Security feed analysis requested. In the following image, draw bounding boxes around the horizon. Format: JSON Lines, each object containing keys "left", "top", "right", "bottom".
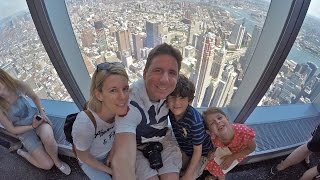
{"left": 0, "top": 0, "right": 319, "bottom": 21}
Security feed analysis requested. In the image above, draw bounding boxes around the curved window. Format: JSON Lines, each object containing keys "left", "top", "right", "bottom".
{"left": 260, "top": 0, "right": 320, "bottom": 106}
{"left": 65, "top": 0, "right": 270, "bottom": 107}
{"left": 0, "top": 0, "right": 72, "bottom": 102}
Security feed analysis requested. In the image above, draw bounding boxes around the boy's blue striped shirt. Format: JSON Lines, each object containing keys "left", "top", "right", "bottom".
{"left": 169, "top": 105, "right": 213, "bottom": 157}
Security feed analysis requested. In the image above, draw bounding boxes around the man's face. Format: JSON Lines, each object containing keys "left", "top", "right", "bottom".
{"left": 143, "top": 54, "right": 179, "bottom": 102}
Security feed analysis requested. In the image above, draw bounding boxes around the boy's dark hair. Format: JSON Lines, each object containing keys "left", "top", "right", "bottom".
{"left": 145, "top": 43, "right": 182, "bottom": 71}
{"left": 169, "top": 74, "right": 195, "bottom": 101}
{"left": 202, "top": 107, "right": 227, "bottom": 130}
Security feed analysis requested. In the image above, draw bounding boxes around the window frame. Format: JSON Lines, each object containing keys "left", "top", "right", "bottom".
{"left": 227, "top": 0, "right": 311, "bottom": 123}
{"left": 26, "top": 0, "right": 91, "bottom": 109}
{"left": 27, "top": 0, "right": 312, "bottom": 120}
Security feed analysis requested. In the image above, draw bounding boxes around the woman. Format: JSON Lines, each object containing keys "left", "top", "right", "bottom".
{"left": 0, "top": 69, "right": 71, "bottom": 175}
{"left": 72, "top": 62, "right": 129, "bottom": 179}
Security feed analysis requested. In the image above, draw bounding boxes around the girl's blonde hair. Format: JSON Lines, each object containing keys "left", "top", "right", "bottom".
{"left": 0, "top": 69, "right": 20, "bottom": 114}
{"left": 202, "top": 107, "right": 227, "bottom": 130}
{"left": 87, "top": 62, "right": 128, "bottom": 113}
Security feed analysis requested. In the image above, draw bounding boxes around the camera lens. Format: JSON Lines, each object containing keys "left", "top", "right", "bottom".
{"left": 148, "top": 151, "right": 163, "bottom": 169}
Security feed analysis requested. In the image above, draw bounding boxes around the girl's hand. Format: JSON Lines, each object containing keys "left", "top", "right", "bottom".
{"left": 32, "top": 116, "right": 44, "bottom": 129}
{"left": 40, "top": 112, "right": 53, "bottom": 127}
{"left": 220, "top": 154, "right": 235, "bottom": 170}
{"left": 208, "top": 149, "right": 216, "bottom": 160}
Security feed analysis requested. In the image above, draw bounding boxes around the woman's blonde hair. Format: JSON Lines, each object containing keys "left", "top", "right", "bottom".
{"left": 87, "top": 62, "right": 128, "bottom": 113}
{"left": 0, "top": 69, "right": 20, "bottom": 113}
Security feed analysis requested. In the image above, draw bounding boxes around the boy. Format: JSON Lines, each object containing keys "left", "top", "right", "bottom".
{"left": 167, "top": 74, "right": 213, "bottom": 179}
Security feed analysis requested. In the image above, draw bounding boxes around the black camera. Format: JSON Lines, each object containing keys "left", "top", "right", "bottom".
{"left": 141, "top": 142, "right": 163, "bottom": 169}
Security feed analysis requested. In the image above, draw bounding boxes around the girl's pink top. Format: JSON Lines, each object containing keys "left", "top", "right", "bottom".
{"left": 205, "top": 124, "right": 256, "bottom": 176}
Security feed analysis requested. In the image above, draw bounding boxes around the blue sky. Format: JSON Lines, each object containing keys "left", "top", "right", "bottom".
{"left": 0, "top": 0, "right": 319, "bottom": 19}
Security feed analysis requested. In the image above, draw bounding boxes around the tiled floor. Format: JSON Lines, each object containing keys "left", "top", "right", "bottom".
{"left": 225, "top": 153, "right": 320, "bottom": 180}
{"left": 0, "top": 145, "right": 88, "bottom": 180}
{"left": 1, "top": 141, "right": 319, "bottom": 180}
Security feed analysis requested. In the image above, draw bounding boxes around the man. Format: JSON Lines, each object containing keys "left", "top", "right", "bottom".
{"left": 112, "top": 43, "right": 183, "bottom": 180}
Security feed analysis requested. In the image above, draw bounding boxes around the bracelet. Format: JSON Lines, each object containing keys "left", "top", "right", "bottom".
{"left": 31, "top": 124, "right": 36, "bottom": 129}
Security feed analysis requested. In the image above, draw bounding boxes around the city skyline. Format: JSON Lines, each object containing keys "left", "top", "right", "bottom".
{"left": 1, "top": 0, "right": 320, "bottom": 107}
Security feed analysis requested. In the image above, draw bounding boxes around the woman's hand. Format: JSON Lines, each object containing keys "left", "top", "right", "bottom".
{"left": 106, "top": 148, "right": 114, "bottom": 167}
{"left": 220, "top": 154, "right": 235, "bottom": 170}
{"left": 32, "top": 115, "right": 44, "bottom": 129}
{"left": 40, "top": 112, "right": 53, "bottom": 127}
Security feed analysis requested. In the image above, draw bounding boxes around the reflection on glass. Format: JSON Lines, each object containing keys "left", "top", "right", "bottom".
{"left": 260, "top": 0, "right": 320, "bottom": 106}
{"left": 0, "top": 1, "right": 72, "bottom": 101}
{"left": 66, "top": 0, "right": 270, "bottom": 107}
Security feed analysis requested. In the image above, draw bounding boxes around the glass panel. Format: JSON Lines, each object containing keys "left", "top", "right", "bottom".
{"left": 0, "top": 0, "right": 72, "bottom": 101}
{"left": 260, "top": 0, "right": 320, "bottom": 106}
{"left": 65, "top": 0, "right": 270, "bottom": 107}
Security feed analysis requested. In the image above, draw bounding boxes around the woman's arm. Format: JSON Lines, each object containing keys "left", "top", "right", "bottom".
{"left": 19, "top": 81, "right": 52, "bottom": 126}
{"left": 19, "top": 81, "right": 44, "bottom": 114}
{"left": 0, "top": 111, "right": 43, "bottom": 135}
{"left": 75, "top": 148, "right": 112, "bottom": 175}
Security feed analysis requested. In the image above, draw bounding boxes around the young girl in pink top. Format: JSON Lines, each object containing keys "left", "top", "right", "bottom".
{"left": 203, "top": 107, "right": 256, "bottom": 180}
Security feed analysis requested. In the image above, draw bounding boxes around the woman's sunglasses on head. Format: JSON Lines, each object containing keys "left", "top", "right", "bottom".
{"left": 96, "top": 62, "right": 125, "bottom": 72}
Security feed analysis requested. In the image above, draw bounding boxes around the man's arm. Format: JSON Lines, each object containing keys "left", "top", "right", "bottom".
{"left": 112, "top": 132, "right": 136, "bottom": 180}
{"left": 182, "top": 144, "right": 202, "bottom": 180}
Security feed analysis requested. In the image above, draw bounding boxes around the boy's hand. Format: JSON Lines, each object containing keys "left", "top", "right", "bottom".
{"left": 220, "top": 154, "right": 235, "bottom": 170}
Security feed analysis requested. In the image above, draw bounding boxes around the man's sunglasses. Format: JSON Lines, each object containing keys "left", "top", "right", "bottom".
{"left": 96, "top": 62, "right": 125, "bottom": 72}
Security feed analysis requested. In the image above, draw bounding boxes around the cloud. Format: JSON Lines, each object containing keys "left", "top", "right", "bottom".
{"left": 308, "top": 0, "right": 320, "bottom": 18}
{"left": 0, "top": 0, "right": 28, "bottom": 19}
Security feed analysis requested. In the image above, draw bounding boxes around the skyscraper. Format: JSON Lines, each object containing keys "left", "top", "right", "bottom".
{"left": 81, "top": 29, "right": 94, "bottom": 47}
{"left": 240, "top": 25, "right": 262, "bottom": 75}
{"left": 241, "top": 31, "right": 251, "bottom": 47}
{"left": 187, "top": 21, "right": 202, "bottom": 44}
{"left": 211, "top": 42, "right": 227, "bottom": 80}
{"left": 192, "top": 33, "right": 200, "bottom": 47}
{"left": 228, "top": 22, "right": 245, "bottom": 50}
{"left": 294, "top": 63, "right": 312, "bottom": 84}
{"left": 201, "top": 80, "right": 215, "bottom": 107}
{"left": 116, "top": 29, "right": 131, "bottom": 52}
{"left": 94, "top": 20, "right": 106, "bottom": 51}
{"left": 306, "top": 62, "right": 318, "bottom": 83}
{"left": 192, "top": 32, "right": 215, "bottom": 107}
{"left": 184, "top": 45, "right": 195, "bottom": 58}
{"left": 145, "top": 21, "right": 162, "bottom": 48}
{"left": 210, "top": 64, "right": 237, "bottom": 107}
{"left": 309, "top": 76, "right": 320, "bottom": 101}
{"left": 132, "top": 33, "right": 144, "bottom": 60}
